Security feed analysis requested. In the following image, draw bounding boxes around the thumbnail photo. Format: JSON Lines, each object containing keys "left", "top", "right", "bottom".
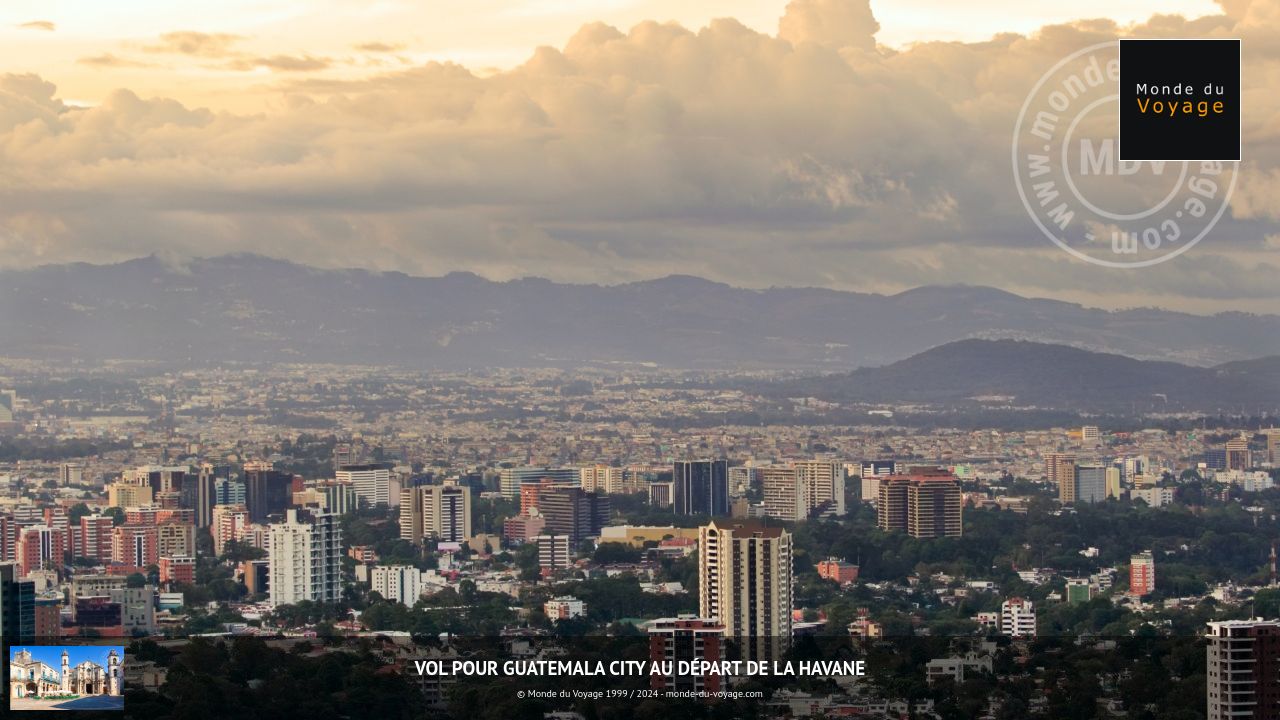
{"left": 8, "top": 646, "right": 124, "bottom": 712}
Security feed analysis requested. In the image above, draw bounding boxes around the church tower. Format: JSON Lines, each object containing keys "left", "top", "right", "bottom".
{"left": 108, "top": 649, "right": 121, "bottom": 696}
{"left": 60, "top": 649, "right": 69, "bottom": 694}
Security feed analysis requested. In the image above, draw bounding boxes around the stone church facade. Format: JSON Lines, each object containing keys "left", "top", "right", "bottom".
{"left": 9, "top": 648, "right": 122, "bottom": 699}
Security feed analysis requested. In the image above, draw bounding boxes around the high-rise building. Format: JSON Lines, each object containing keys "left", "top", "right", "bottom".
{"left": 268, "top": 509, "right": 343, "bottom": 606}
{"left": 156, "top": 522, "right": 195, "bottom": 559}
{"left": 294, "top": 480, "right": 356, "bottom": 516}
{"left": 244, "top": 461, "right": 295, "bottom": 522}
{"left": 1226, "top": 436, "right": 1251, "bottom": 472}
{"left": 17, "top": 525, "right": 65, "bottom": 576}
{"left": 78, "top": 515, "right": 115, "bottom": 564}
{"left": 1130, "top": 551, "right": 1155, "bottom": 597}
{"left": 1074, "top": 464, "right": 1108, "bottom": 504}
{"left": 647, "top": 616, "right": 725, "bottom": 694}
{"left": 111, "top": 524, "right": 159, "bottom": 569}
{"left": 1266, "top": 430, "right": 1280, "bottom": 465}
{"left": 400, "top": 481, "right": 473, "bottom": 544}
{"left": 1045, "top": 453, "right": 1078, "bottom": 503}
{"left": 876, "top": 470, "right": 963, "bottom": 538}
{"left": 674, "top": 460, "right": 729, "bottom": 516}
{"left": 579, "top": 465, "right": 624, "bottom": 494}
{"left": 59, "top": 463, "right": 84, "bottom": 487}
{"left": 211, "top": 504, "right": 251, "bottom": 556}
{"left": 540, "top": 487, "right": 610, "bottom": 544}
{"left": 499, "top": 467, "right": 580, "bottom": 500}
{"left": 1206, "top": 620, "right": 1280, "bottom": 720}
{"left": 1000, "top": 597, "right": 1036, "bottom": 637}
{"left": 760, "top": 462, "right": 847, "bottom": 520}
{"left": 698, "top": 520, "right": 793, "bottom": 662}
{"left": 0, "top": 562, "right": 36, "bottom": 641}
{"left": 338, "top": 463, "right": 395, "bottom": 508}
{"left": 371, "top": 565, "right": 424, "bottom": 606}
{"left": 760, "top": 466, "right": 809, "bottom": 521}
{"left": 107, "top": 482, "right": 153, "bottom": 508}
{"left": 195, "top": 463, "right": 233, "bottom": 529}
{"left": 536, "top": 534, "right": 572, "bottom": 576}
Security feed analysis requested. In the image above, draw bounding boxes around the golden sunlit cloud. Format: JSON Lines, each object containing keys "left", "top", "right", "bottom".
{"left": 17, "top": 20, "right": 55, "bottom": 31}
{"left": 143, "top": 31, "right": 244, "bottom": 58}
{"left": 0, "top": 0, "right": 1276, "bottom": 313}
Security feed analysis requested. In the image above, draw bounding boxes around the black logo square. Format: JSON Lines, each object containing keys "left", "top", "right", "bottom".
{"left": 1119, "top": 39, "right": 1240, "bottom": 161}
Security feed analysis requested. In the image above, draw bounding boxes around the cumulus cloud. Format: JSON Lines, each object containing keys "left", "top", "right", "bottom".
{"left": 1, "top": 0, "right": 1280, "bottom": 312}
{"left": 144, "top": 31, "right": 243, "bottom": 57}
{"left": 778, "top": 0, "right": 880, "bottom": 50}
{"left": 18, "top": 21, "right": 55, "bottom": 32}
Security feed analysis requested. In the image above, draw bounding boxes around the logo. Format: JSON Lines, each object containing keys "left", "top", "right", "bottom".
{"left": 1012, "top": 41, "right": 1237, "bottom": 268}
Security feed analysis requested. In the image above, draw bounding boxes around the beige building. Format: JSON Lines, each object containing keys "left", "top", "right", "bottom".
{"left": 107, "top": 482, "right": 153, "bottom": 508}
{"left": 399, "top": 481, "right": 472, "bottom": 544}
{"left": 698, "top": 520, "right": 793, "bottom": 662}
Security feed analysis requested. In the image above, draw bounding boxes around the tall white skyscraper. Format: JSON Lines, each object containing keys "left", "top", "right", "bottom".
{"left": 698, "top": 520, "right": 793, "bottom": 661}
{"left": 268, "top": 509, "right": 343, "bottom": 606}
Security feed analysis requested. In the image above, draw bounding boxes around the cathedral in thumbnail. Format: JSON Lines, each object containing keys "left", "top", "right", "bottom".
{"left": 8, "top": 648, "right": 121, "bottom": 699}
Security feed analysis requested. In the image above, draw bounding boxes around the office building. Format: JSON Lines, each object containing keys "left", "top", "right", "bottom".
{"left": 674, "top": 460, "right": 729, "bottom": 516}
{"left": 371, "top": 565, "right": 424, "bottom": 606}
{"left": 499, "top": 467, "right": 580, "bottom": 500}
{"left": 876, "top": 470, "right": 963, "bottom": 539}
{"left": 337, "top": 463, "right": 395, "bottom": 508}
{"left": 17, "top": 525, "right": 64, "bottom": 576}
{"left": 156, "top": 522, "right": 195, "bottom": 559}
{"left": 539, "top": 487, "right": 610, "bottom": 544}
{"left": 107, "top": 482, "right": 153, "bottom": 509}
{"left": 1206, "top": 620, "right": 1280, "bottom": 720}
{"left": 648, "top": 616, "right": 725, "bottom": 694}
{"left": 536, "top": 534, "right": 572, "bottom": 576}
{"left": 1226, "top": 437, "right": 1251, "bottom": 472}
{"left": 0, "top": 562, "right": 36, "bottom": 640}
{"left": 211, "top": 504, "right": 251, "bottom": 556}
{"left": 1130, "top": 551, "right": 1155, "bottom": 597}
{"left": 268, "top": 509, "right": 343, "bottom": 606}
{"left": 1045, "top": 453, "right": 1077, "bottom": 503}
{"left": 648, "top": 481, "right": 674, "bottom": 508}
{"left": 111, "top": 524, "right": 158, "bottom": 569}
{"left": 1074, "top": 464, "right": 1108, "bottom": 504}
{"left": 1000, "top": 597, "right": 1036, "bottom": 637}
{"left": 59, "top": 463, "right": 84, "bottom": 487}
{"left": 195, "top": 463, "right": 233, "bottom": 529}
{"left": 698, "top": 520, "right": 793, "bottom": 662}
{"left": 244, "top": 461, "right": 295, "bottom": 522}
{"left": 400, "top": 481, "right": 472, "bottom": 544}
{"left": 579, "top": 465, "right": 624, "bottom": 494}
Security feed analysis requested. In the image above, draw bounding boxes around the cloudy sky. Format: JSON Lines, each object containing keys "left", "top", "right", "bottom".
{"left": 1, "top": 0, "right": 1278, "bottom": 313}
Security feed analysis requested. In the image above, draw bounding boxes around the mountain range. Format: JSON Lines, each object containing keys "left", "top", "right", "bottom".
{"left": 1, "top": 254, "right": 1278, "bottom": 370}
{"left": 774, "top": 339, "right": 1280, "bottom": 413}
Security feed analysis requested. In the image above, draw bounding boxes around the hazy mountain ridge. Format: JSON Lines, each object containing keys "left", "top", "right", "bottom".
{"left": 2, "top": 254, "right": 1279, "bottom": 370}
{"left": 775, "top": 339, "right": 1280, "bottom": 413}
